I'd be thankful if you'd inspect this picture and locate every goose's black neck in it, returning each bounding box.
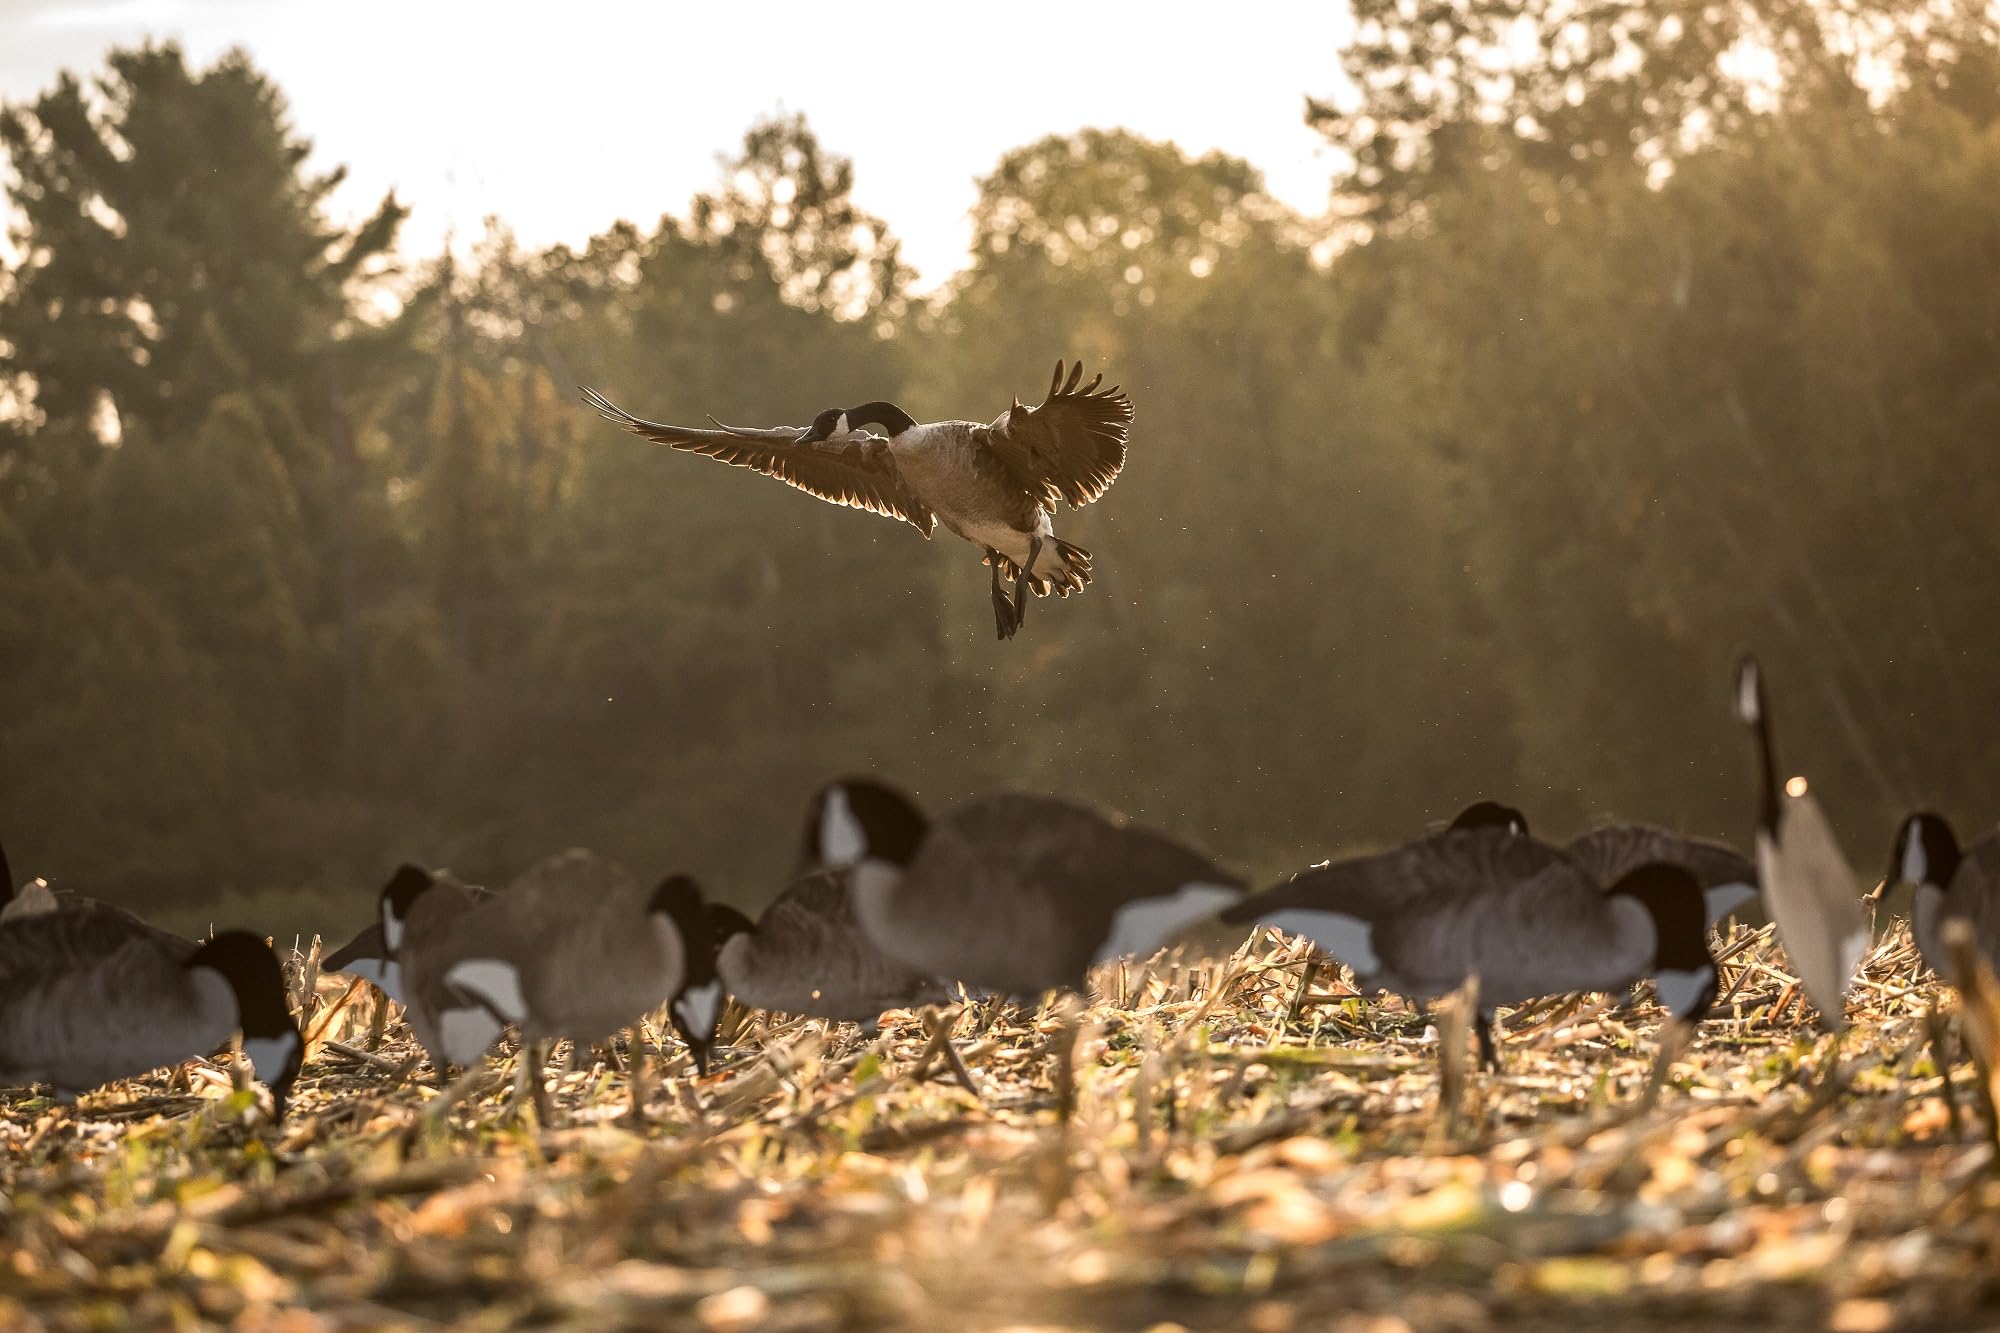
[845,401,917,436]
[1750,707,1781,838]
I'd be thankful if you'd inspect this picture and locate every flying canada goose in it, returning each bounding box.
[714,868,954,1027]
[1565,823,1760,927]
[582,359,1132,640]
[801,778,1244,998]
[1734,654,1867,1029]
[0,915,301,1117]
[1212,825,1718,1068]
[1884,813,2000,980]
[433,854,713,1120]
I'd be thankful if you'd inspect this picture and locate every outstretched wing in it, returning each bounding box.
[581,388,936,536]
[985,360,1133,509]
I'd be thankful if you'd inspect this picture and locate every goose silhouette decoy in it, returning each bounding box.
[1211,824,1718,1068]
[1565,822,1760,927]
[1733,654,1867,1028]
[801,778,1243,998]
[0,915,301,1117]
[1884,813,2000,980]
[430,854,714,1120]
[715,868,954,1027]
[583,359,1132,640]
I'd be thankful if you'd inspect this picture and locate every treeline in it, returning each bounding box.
[1,7,1996,927]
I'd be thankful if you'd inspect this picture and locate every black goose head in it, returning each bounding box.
[798,777,930,876]
[1608,862,1718,1023]
[187,931,302,1120]
[795,401,917,444]
[648,874,728,1075]
[1887,812,1960,892]
[1447,800,1530,837]
[375,864,436,953]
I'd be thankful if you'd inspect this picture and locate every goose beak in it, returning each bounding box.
[795,427,818,444]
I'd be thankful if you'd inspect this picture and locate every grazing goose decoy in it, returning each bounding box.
[1566,823,1760,927]
[434,853,713,1120]
[0,915,301,1117]
[1212,825,1718,1067]
[373,865,500,1074]
[1733,654,1867,1029]
[715,868,954,1028]
[326,875,493,1010]
[583,359,1132,640]
[1884,813,2000,980]
[800,778,1244,997]
[666,897,753,1076]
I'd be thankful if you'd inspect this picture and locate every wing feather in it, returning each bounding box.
[984,358,1133,509]
[582,388,936,536]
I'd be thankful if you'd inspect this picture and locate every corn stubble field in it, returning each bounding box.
[3,921,1998,1331]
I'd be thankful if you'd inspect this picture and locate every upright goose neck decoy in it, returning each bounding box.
[804,778,933,925]
[1732,652,1866,1029]
[584,359,1133,641]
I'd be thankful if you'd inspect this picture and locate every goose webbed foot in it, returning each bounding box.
[1476,1010,1501,1072]
[1011,534,1042,629]
[987,551,1019,640]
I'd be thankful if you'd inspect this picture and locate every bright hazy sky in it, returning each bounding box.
[0,0,1356,288]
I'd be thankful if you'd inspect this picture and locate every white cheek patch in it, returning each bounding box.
[242,1033,300,1085]
[339,957,405,1005]
[1259,910,1380,976]
[820,788,867,866]
[1654,965,1715,1020]
[446,958,529,1023]
[835,411,851,436]
[1093,882,1244,964]
[674,980,725,1042]
[1736,665,1760,722]
[1900,835,1929,887]
[846,859,904,934]
[381,905,404,953]
[1702,882,1759,927]
[437,1006,504,1065]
